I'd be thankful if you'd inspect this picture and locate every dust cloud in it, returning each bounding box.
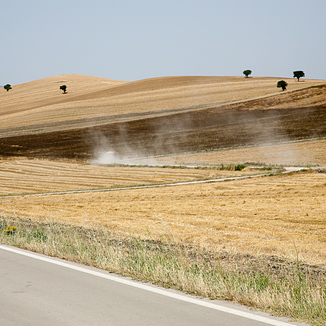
[89,115,193,166]
[89,130,160,166]
[89,104,317,166]
[247,110,309,165]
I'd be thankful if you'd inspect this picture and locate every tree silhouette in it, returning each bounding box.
[243,70,252,78]
[293,71,305,81]
[277,80,288,91]
[4,84,12,92]
[60,85,67,94]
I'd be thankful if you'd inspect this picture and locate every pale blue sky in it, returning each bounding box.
[1,0,325,85]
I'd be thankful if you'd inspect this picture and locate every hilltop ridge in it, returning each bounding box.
[0,74,126,117]
[0,74,325,136]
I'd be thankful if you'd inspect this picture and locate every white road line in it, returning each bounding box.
[0,245,296,326]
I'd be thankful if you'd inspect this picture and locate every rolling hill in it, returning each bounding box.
[0,74,325,162]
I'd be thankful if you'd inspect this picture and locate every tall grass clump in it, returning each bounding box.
[220,163,247,171]
[0,216,325,325]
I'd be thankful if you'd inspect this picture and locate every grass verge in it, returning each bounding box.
[1,216,325,325]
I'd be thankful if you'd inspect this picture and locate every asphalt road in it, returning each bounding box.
[0,245,308,326]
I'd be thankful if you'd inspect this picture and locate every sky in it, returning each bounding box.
[1,0,326,85]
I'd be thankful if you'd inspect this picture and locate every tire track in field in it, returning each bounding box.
[0,167,306,199]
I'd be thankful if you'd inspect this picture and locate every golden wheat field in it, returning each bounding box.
[0,158,266,195]
[1,169,325,266]
[1,74,325,270]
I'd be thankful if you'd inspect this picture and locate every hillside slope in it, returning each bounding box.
[1,75,325,137]
[0,74,125,117]
[0,74,325,161]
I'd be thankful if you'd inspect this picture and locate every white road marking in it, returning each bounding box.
[0,244,297,326]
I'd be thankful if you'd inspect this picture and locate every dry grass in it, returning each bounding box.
[1,216,325,326]
[0,74,124,116]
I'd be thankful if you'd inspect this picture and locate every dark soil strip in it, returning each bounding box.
[1,105,325,160]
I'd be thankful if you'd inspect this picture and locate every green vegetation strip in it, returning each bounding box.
[1,216,325,326]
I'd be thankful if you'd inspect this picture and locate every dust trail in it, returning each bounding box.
[89,129,160,166]
[240,109,301,165]
[91,149,160,166]
[89,116,193,166]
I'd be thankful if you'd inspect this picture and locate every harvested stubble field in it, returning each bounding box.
[1,169,325,266]
[1,74,326,324]
[0,158,263,195]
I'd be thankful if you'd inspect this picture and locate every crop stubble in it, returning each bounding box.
[0,158,262,195]
[1,169,325,266]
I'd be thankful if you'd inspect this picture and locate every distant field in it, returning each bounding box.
[0,158,265,195]
[1,75,325,160]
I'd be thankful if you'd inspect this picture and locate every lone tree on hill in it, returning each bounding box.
[277,80,288,91]
[4,84,12,91]
[60,85,67,94]
[293,70,305,81]
[243,70,252,78]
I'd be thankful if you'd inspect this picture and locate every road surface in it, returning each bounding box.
[0,245,308,326]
